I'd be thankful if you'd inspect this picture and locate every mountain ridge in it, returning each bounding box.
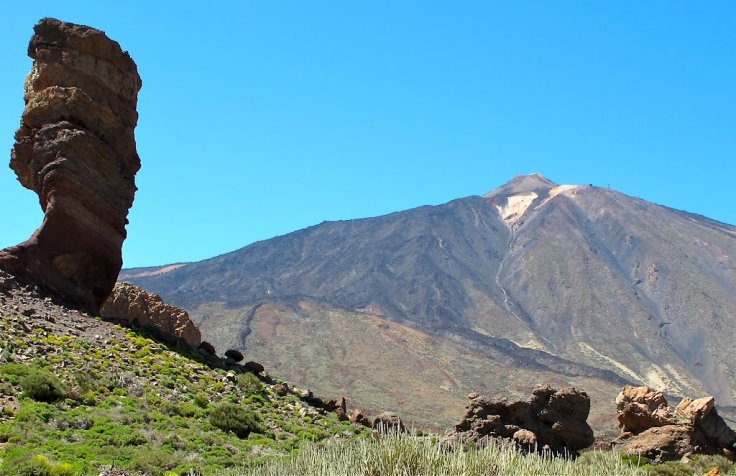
[124,175,736,430]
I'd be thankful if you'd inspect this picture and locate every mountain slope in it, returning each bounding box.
[126,174,736,430]
[0,271,365,475]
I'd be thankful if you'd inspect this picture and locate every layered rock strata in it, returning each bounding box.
[100,283,201,348]
[614,386,736,462]
[0,18,142,311]
[453,386,595,454]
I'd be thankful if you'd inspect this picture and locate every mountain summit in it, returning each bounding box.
[484,173,558,198]
[124,176,736,429]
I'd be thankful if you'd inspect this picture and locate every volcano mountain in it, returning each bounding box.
[123,174,736,431]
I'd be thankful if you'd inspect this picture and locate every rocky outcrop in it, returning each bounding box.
[324,396,348,421]
[100,283,201,348]
[0,18,141,311]
[349,408,371,427]
[616,425,696,463]
[615,386,676,434]
[613,386,736,463]
[452,386,594,454]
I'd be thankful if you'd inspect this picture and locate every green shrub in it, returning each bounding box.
[236,372,263,394]
[19,371,65,402]
[15,401,56,423]
[130,447,178,476]
[0,363,31,384]
[0,453,73,476]
[209,403,264,438]
[194,392,209,408]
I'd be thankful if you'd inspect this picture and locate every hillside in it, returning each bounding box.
[126,174,736,431]
[0,272,365,475]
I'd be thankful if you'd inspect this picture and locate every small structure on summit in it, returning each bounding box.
[0,18,142,312]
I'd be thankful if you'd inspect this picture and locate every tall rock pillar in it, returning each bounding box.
[0,18,142,311]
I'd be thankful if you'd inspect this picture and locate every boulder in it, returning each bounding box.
[349,409,371,427]
[273,383,289,396]
[0,18,142,311]
[676,397,736,452]
[513,429,538,450]
[243,361,265,374]
[372,411,406,434]
[198,341,217,356]
[224,349,244,362]
[615,385,675,434]
[323,396,349,421]
[453,385,594,454]
[100,283,201,347]
[615,425,695,464]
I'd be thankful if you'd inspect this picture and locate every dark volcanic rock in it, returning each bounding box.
[100,283,201,348]
[453,386,595,454]
[0,18,141,312]
[198,341,217,356]
[243,361,264,374]
[224,349,244,362]
[372,411,406,434]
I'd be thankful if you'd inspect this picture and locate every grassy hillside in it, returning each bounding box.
[0,309,365,475]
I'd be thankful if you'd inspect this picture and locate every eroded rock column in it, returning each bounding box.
[0,18,142,311]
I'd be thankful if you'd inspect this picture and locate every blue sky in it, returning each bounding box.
[2,1,735,268]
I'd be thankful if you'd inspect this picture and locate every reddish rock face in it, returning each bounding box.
[614,386,736,462]
[100,283,201,348]
[615,385,675,434]
[0,18,141,311]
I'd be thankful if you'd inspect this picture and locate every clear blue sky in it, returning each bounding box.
[2,1,735,268]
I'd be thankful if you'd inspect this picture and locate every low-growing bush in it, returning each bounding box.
[0,453,74,476]
[641,454,734,476]
[20,370,65,402]
[236,372,263,394]
[0,363,31,384]
[210,403,264,438]
[130,447,178,476]
[194,391,209,408]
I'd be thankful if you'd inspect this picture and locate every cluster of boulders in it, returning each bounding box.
[272,387,399,432]
[613,385,736,463]
[452,386,594,454]
[322,396,403,433]
[302,394,374,431]
[0,18,142,312]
